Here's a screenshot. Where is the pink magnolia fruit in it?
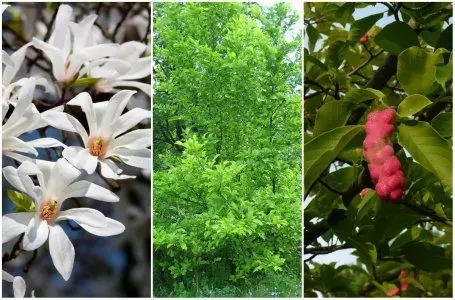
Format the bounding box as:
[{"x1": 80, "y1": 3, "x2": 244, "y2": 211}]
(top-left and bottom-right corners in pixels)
[{"x1": 363, "y1": 108, "x2": 406, "y2": 201}]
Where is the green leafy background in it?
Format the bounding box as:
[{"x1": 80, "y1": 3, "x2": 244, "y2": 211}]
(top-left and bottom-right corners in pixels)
[
  {"x1": 154, "y1": 2, "x2": 301, "y2": 297},
  {"x1": 304, "y1": 2, "x2": 452, "y2": 297}
]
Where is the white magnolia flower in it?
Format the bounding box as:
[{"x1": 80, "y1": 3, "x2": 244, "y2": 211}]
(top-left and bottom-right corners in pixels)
[
  {"x1": 2, "y1": 42, "x2": 48, "y2": 108},
  {"x1": 2, "y1": 271, "x2": 26, "y2": 298},
  {"x1": 2, "y1": 159, "x2": 125, "y2": 281},
  {"x1": 81, "y1": 41, "x2": 152, "y2": 96},
  {"x1": 32, "y1": 4, "x2": 119, "y2": 84},
  {"x1": 2, "y1": 77, "x2": 66, "y2": 162},
  {"x1": 45, "y1": 90, "x2": 151, "y2": 179}
]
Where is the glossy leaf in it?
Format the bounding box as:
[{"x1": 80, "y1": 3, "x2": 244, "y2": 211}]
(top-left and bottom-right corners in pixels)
[
  {"x1": 304, "y1": 125, "x2": 363, "y2": 190},
  {"x1": 397, "y1": 46, "x2": 436, "y2": 95},
  {"x1": 374, "y1": 22, "x2": 419, "y2": 55},
  {"x1": 398, "y1": 121, "x2": 452, "y2": 188},
  {"x1": 397, "y1": 94, "x2": 432, "y2": 117}
]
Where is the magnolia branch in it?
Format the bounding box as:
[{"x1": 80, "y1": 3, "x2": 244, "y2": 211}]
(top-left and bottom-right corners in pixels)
[{"x1": 348, "y1": 49, "x2": 385, "y2": 77}]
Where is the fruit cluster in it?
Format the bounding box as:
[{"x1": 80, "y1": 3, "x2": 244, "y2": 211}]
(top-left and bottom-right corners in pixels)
[{"x1": 363, "y1": 108, "x2": 406, "y2": 201}]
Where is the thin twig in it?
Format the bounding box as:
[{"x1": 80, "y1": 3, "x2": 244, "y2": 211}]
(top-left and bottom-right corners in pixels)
[{"x1": 348, "y1": 50, "x2": 385, "y2": 77}]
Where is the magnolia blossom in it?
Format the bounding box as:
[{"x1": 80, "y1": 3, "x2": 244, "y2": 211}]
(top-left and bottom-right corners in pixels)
[
  {"x1": 2, "y1": 271, "x2": 26, "y2": 298},
  {"x1": 32, "y1": 4, "x2": 119, "y2": 84},
  {"x1": 45, "y1": 90, "x2": 151, "y2": 179},
  {"x1": 2, "y1": 77, "x2": 65, "y2": 162},
  {"x1": 81, "y1": 41, "x2": 151, "y2": 96},
  {"x1": 2, "y1": 159, "x2": 125, "y2": 280},
  {"x1": 2, "y1": 42, "x2": 48, "y2": 108}
]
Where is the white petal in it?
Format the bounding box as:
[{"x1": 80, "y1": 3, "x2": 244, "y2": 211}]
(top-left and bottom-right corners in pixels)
[
  {"x1": 116, "y1": 41, "x2": 147, "y2": 62},
  {"x1": 100, "y1": 90, "x2": 136, "y2": 131},
  {"x1": 117, "y1": 57, "x2": 151, "y2": 80},
  {"x1": 32, "y1": 38, "x2": 66, "y2": 82},
  {"x1": 27, "y1": 137, "x2": 67, "y2": 149},
  {"x1": 13, "y1": 276, "x2": 26, "y2": 298},
  {"x1": 70, "y1": 148, "x2": 98, "y2": 174},
  {"x1": 79, "y1": 217, "x2": 125, "y2": 237},
  {"x1": 4, "y1": 78, "x2": 36, "y2": 126},
  {"x1": 79, "y1": 58, "x2": 131, "y2": 77},
  {"x1": 56, "y1": 208, "x2": 107, "y2": 228},
  {"x1": 2, "y1": 137, "x2": 38, "y2": 156},
  {"x1": 112, "y1": 107, "x2": 150, "y2": 137},
  {"x1": 47, "y1": 159, "x2": 81, "y2": 201},
  {"x1": 2, "y1": 166, "x2": 28, "y2": 194},
  {"x1": 48, "y1": 4, "x2": 72, "y2": 50},
  {"x1": 34, "y1": 159, "x2": 56, "y2": 190},
  {"x1": 3, "y1": 152, "x2": 32, "y2": 163},
  {"x1": 2, "y1": 213, "x2": 34, "y2": 244},
  {"x1": 3, "y1": 103, "x2": 43, "y2": 138},
  {"x1": 92, "y1": 101, "x2": 109, "y2": 127},
  {"x1": 110, "y1": 128, "x2": 151, "y2": 150},
  {"x1": 48, "y1": 224, "x2": 74, "y2": 281},
  {"x1": 61, "y1": 180, "x2": 119, "y2": 202},
  {"x1": 2, "y1": 270, "x2": 14, "y2": 282},
  {"x1": 41, "y1": 110, "x2": 88, "y2": 145},
  {"x1": 110, "y1": 80, "x2": 151, "y2": 96},
  {"x1": 69, "y1": 14, "x2": 97, "y2": 53},
  {"x1": 2, "y1": 50, "x2": 14, "y2": 67},
  {"x1": 2, "y1": 42, "x2": 33, "y2": 85},
  {"x1": 66, "y1": 92, "x2": 97, "y2": 135},
  {"x1": 76, "y1": 43, "x2": 119, "y2": 60},
  {"x1": 16, "y1": 161, "x2": 43, "y2": 201},
  {"x1": 109, "y1": 148, "x2": 151, "y2": 169},
  {"x1": 99, "y1": 160, "x2": 135, "y2": 180},
  {"x1": 22, "y1": 218, "x2": 49, "y2": 251}
]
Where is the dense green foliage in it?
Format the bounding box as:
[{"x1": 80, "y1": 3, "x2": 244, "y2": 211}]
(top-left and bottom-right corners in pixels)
[
  {"x1": 153, "y1": 2, "x2": 301, "y2": 297},
  {"x1": 304, "y1": 2, "x2": 452, "y2": 297}
]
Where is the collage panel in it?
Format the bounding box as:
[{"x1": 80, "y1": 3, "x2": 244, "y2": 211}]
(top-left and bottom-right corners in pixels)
[
  {"x1": 153, "y1": 1, "x2": 302, "y2": 297},
  {"x1": 2, "y1": 2, "x2": 151, "y2": 297},
  {"x1": 304, "y1": 1, "x2": 453, "y2": 297}
]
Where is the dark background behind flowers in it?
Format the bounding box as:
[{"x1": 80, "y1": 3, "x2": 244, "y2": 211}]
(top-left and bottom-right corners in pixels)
[{"x1": 2, "y1": 2, "x2": 151, "y2": 297}]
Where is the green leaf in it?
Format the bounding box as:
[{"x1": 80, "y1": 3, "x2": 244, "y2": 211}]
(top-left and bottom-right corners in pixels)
[
  {"x1": 306, "y1": 24, "x2": 320, "y2": 52},
  {"x1": 397, "y1": 46, "x2": 436, "y2": 95},
  {"x1": 397, "y1": 94, "x2": 432, "y2": 117},
  {"x1": 349, "y1": 13, "x2": 383, "y2": 42},
  {"x1": 401, "y1": 241, "x2": 451, "y2": 272},
  {"x1": 335, "y1": 219, "x2": 377, "y2": 265},
  {"x1": 420, "y1": 30, "x2": 441, "y2": 48},
  {"x1": 342, "y1": 88, "x2": 383, "y2": 103},
  {"x1": 7, "y1": 190, "x2": 35, "y2": 212},
  {"x1": 304, "y1": 125, "x2": 364, "y2": 190},
  {"x1": 436, "y1": 24, "x2": 452, "y2": 51},
  {"x1": 335, "y1": 3, "x2": 355, "y2": 26},
  {"x1": 72, "y1": 77, "x2": 100, "y2": 88},
  {"x1": 374, "y1": 22, "x2": 419, "y2": 55},
  {"x1": 435, "y1": 51, "x2": 452, "y2": 89},
  {"x1": 324, "y1": 166, "x2": 359, "y2": 193},
  {"x1": 313, "y1": 100, "x2": 353, "y2": 136},
  {"x1": 305, "y1": 50, "x2": 328, "y2": 71},
  {"x1": 326, "y1": 41, "x2": 349, "y2": 68},
  {"x1": 398, "y1": 121, "x2": 452, "y2": 188},
  {"x1": 431, "y1": 112, "x2": 452, "y2": 138}
]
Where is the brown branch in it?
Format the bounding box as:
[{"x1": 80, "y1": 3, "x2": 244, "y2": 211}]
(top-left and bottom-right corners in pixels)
[
  {"x1": 348, "y1": 49, "x2": 385, "y2": 77},
  {"x1": 305, "y1": 243, "x2": 349, "y2": 254},
  {"x1": 2, "y1": 234, "x2": 24, "y2": 264}
]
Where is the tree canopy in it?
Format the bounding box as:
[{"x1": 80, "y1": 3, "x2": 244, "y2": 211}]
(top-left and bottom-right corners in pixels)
[{"x1": 153, "y1": 2, "x2": 301, "y2": 297}]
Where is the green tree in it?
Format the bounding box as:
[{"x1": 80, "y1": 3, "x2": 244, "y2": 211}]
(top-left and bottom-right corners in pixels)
[
  {"x1": 304, "y1": 2, "x2": 452, "y2": 297},
  {"x1": 153, "y1": 2, "x2": 301, "y2": 297}
]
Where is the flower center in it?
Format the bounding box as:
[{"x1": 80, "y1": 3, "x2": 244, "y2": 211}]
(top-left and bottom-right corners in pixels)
[
  {"x1": 40, "y1": 200, "x2": 59, "y2": 222},
  {"x1": 89, "y1": 137, "x2": 107, "y2": 158}
]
